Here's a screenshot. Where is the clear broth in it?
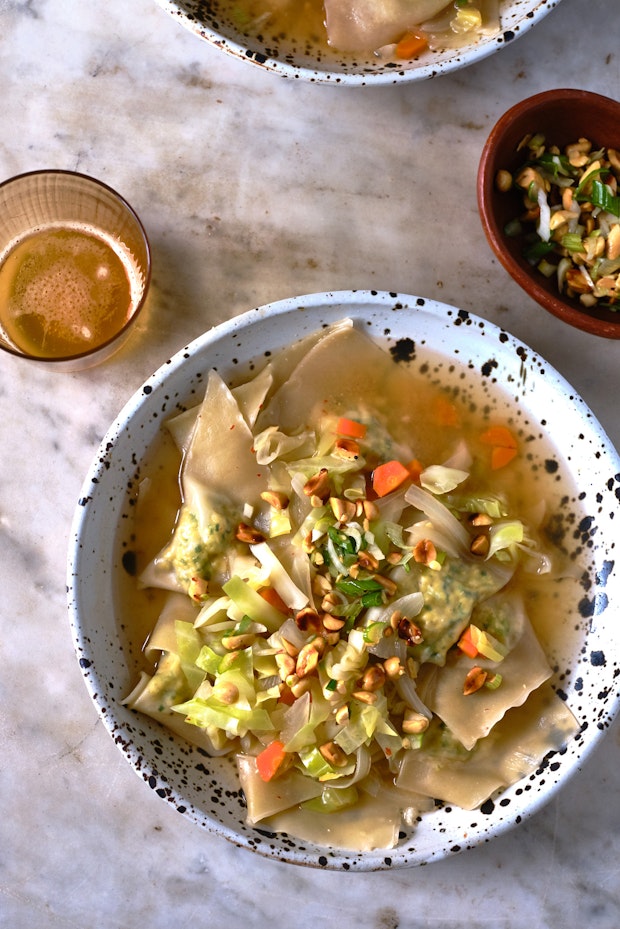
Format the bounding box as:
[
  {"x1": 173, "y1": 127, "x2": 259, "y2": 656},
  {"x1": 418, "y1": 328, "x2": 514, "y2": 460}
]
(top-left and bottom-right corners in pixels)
[
  {"x1": 115, "y1": 338, "x2": 588, "y2": 847},
  {"x1": 0, "y1": 225, "x2": 141, "y2": 358}
]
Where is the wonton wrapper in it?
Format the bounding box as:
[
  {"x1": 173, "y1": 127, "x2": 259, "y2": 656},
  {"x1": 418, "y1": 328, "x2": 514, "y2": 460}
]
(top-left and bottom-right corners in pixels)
[
  {"x1": 323, "y1": 0, "x2": 449, "y2": 52},
  {"x1": 256, "y1": 322, "x2": 444, "y2": 464},
  {"x1": 396, "y1": 683, "x2": 579, "y2": 809},
  {"x1": 123, "y1": 594, "x2": 223, "y2": 753},
  {"x1": 182, "y1": 369, "x2": 267, "y2": 509},
  {"x1": 417, "y1": 600, "x2": 552, "y2": 750}
]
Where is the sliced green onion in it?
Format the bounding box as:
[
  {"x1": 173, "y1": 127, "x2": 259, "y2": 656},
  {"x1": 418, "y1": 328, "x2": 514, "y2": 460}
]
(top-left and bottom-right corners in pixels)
[
  {"x1": 590, "y1": 179, "x2": 620, "y2": 217},
  {"x1": 561, "y1": 233, "x2": 585, "y2": 253},
  {"x1": 523, "y1": 239, "x2": 554, "y2": 263},
  {"x1": 363, "y1": 621, "x2": 388, "y2": 644}
]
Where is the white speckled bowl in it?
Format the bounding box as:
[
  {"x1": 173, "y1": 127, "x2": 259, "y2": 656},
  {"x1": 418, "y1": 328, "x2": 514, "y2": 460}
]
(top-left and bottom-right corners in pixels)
[
  {"x1": 68, "y1": 291, "x2": 620, "y2": 870},
  {"x1": 153, "y1": 0, "x2": 563, "y2": 85}
]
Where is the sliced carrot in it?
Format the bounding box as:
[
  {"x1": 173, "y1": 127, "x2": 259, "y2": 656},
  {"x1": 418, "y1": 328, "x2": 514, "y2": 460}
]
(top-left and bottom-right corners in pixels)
[
  {"x1": 277, "y1": 685, "x2": 296, "y2": 706},
  {"x1": 433, "y1": 395, "x2": 460, "y2": 427},
  {"x1": 395, "y1": 30, "x2": 428, "y2": 59},
  {"x1": 480, "y1": 425, "x2": 517, "y2": 449},
  {"x1": 258, "y1": 586, "x2": 289, "y2": 615},
  {"x1": 408, "y1": 458, "x2": 424, "y2": 484},
  {"x1": 491, "y1": 445, "x2": 518, "y2": 470},
  {"x1": 372, "y1": 459, "x2": 411, "y2": 497},
  {"x1": 256, "y1": 740, "x2": 288, "y2": 782},
  {"x1": 457, "y1": 625, "x2": 479, "y2": 659},
  {"x1": 336, "y1": 417, "x2": 367, "y2": 440}
]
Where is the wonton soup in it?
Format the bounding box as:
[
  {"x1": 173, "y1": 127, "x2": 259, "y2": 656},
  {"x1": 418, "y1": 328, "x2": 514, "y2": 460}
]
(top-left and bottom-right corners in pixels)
[
  {"x1": 120, "y1": 320, "x2": 583, "y2": 851},
  {"x1": 222, "y1": 0, "x2": 503, "y2": 63}
]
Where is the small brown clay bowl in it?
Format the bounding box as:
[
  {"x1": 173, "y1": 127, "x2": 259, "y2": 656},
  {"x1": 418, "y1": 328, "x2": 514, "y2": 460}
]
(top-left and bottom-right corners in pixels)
[{"x1": 477, "y1": 89, "x2": 620, "y2": 339}]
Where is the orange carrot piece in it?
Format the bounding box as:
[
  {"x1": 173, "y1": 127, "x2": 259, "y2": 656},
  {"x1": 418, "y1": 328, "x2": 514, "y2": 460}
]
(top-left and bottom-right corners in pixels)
[
  {"x1": 433, "y1": 396, "x2": 460, "y2": 427},
  {"x1": 256, "y1": 740, "x2": 287, "y2": 782},
  {"x1": 480, "y1": 425, "x2": 517, "y2": 449},
  {"x1": 258, "y1": 586, "x2": 289, "y2": 615},
  {"x1": 457, "y1": 625, "x2": 479, "y2": 659},
  {"x1": 395, "y1": 31, "x2": 428, "y2": 59},
  {"x1": 277, "y1": 686, "x2": 296, "y2": 707},
  {"x1": 372, "y1": 460, "x2": 411, "y2": 497},
  {"x1": 336, "y1": 417, "x2": 367, "y2": 440},
  {"x1": 408, "y1": 458, "x2": 424, "y2": 483},
  {"x1": 491, "y1": 445, "x2": 518, "y2": 470}
]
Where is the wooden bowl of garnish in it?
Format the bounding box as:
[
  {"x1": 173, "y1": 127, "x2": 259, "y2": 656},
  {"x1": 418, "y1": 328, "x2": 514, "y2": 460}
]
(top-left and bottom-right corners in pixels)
[{"x1": 477, "y1": 89, "x2": 620, "y2": 339}]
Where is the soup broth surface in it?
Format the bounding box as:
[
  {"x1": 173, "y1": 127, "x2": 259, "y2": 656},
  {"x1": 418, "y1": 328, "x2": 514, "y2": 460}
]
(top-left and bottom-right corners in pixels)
[{"x1": 116, "y1": 327, "x2": 586, "y2": 849}]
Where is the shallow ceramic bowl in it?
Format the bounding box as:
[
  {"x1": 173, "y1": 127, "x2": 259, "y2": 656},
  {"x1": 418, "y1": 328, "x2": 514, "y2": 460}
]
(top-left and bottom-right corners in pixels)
[
  {"x1": 478, "y1": 89, "x2": 620, "y2": 339},
  {"x1": 153, "y1": 0, "x2": 562, "y2": 85},
  {"x1": 68, "y1": 290, "x2": 620, "y2": 870}
]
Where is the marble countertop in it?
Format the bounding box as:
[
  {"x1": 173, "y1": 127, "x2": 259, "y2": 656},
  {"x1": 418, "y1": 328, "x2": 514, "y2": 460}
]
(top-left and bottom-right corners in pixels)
[{"x1": 1, "y1": 0, "x2": 619, "y2": 926}]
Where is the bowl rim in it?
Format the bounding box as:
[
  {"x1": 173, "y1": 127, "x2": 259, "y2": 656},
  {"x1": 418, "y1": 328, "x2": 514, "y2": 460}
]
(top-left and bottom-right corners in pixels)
[
  {"x1": 67, "y1": 289, "x2": 620, "y2": 869},
  {"x1": 153, "y1": 0, "x2": 562, "y2": 85},
  {"x1": 477, "y1": 88, "x2": 620, "y2": 339}
]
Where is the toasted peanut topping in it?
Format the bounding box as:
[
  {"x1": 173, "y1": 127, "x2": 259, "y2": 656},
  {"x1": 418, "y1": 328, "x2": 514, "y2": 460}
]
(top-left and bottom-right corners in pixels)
[
  {"x1": 260, "y1": 490, "x2": 289, "y2": 510},
  {"x1": 321, "y1": 590, "x2": 342, "y2": 612},
  {"x1": 280, "y1": 637, "x2": 299, "y2": 658},
  {"x1": 363, "y1": 499, "x2": 380, "y2": 521},
  {"x1": 373, "y1": 574, "x2": 397, "y2": 596},
  {"x1": 389, "y1": 609, "x2": 403, "y2": 631},
  {"x1": 303, "y1": 468, "x2": 330, "y2": 502},
  {"x1": 495, "y1": 169, "x2": 512, "y2": 193},
  {"x1": 402, "y1": 709, "x2": 430, "y2": 734},
  {"x1": 566, "y1": 137, "x2": 592, "y2": 167},
  {"x1": 470, "y1": 533, "x2": 490, "y2": 557},
  {"x1": 352, "y1": 690, "x2": 378, "y2": 705},
  {"x1": 335, "y1": 705, "x2": 349, "y2": 726},
  {"x1": 413, "y1": 538, "x2": 437, "y2": 565},
  {"x1": 360, "y1": 664, "x2": 386, "y2": 692},
  {"x1": 302, "y1": 531, "x2": 315, "y2": 554},
  {"x1": 333, "y1": 438, "x2": 360, "y2": 460},
  {"x1": 469, "y1": 512, "x2": 493, "y2": 527},
  {"x1": 397, "y1": 616, "x2": 423, "y2": 646},
  {"x1": 565, "y1": 267, "x2": 593, "y2": 295},
  {"x1": 215, "y1": 682, "x2": 240, "y2": 705},
  {"x1": 312, "y1": 573, "x2": 333, "y2": 596},
  {"x1": 223, "y1": 632, "x2": 256, "y2": 650},
  {"x1": 322, "y1": 613, "x2": 345, "y2": 632},
  {"x1": 608, "y1": 148, "x2": 620, "y2": 176},
  {"x1": 319, "y1": 740, "x2": 349, "y2": 767},
  {"x1": 275, "y1": 652, "x2": 296, "y2": 680},
  {"x1": 235, "y1": 522, "x2": 266, "y2": 544},
  {"x1": 607, "y1": 224, "x2": 620, "y2": 261},
  {"x1": 296, "y1": 642, "x2": 320, "y2": 678},
  {"x1": 463, "y1": 666, "x2": 488, "y2": 695},
  {"x1": 330, "y1": 497, "x2": 357, "y2": 523},
  {"x1": 295, "y1": 607, "x2": 322, "y2": 634},
  {"x1": 188, "y1": 576, "x2": 209, "y2": 602},
  {"x1": 289, "y1": 675, "x2": 312, "y2": 698},
  {"x1": 357, "y1": 550, "x2": 379, "y2": 571},
  {"x1": 383, "y1": 656, "x2": 404, "y2": 679}
]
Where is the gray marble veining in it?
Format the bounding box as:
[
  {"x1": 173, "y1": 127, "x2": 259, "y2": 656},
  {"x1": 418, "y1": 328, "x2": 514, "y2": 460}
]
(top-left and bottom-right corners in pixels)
[{"x1": 1, "y1": 0, "x2": 619, "y2": 926}]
